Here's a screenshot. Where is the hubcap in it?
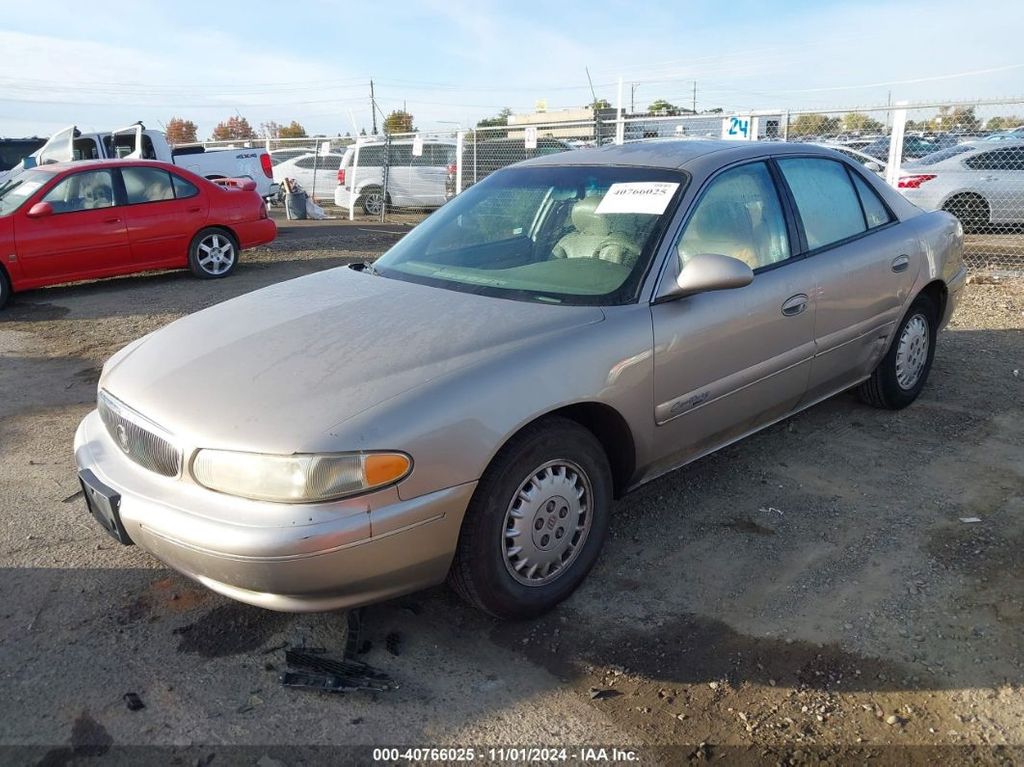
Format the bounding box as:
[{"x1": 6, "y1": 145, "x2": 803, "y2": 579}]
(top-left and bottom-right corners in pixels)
[
  {"x1": 365, "y1": 193, "x2": 384, "y2": 215},
  {"x1": 895, "y1": 313, "x2": 929, "y2": 390},
  {"x1": 502, "y1": 460, "x2": 593, "y2": 587},
  {"x1": 197, "y1": 234, "x2": 235, "y2": 275}
]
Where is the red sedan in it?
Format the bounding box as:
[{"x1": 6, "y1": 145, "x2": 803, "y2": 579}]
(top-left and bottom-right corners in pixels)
[{"x1": 0, "y1": 159, "x2": 277, "y2": 309}]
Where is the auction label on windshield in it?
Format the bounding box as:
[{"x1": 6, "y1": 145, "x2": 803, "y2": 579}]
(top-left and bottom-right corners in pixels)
[{"x1": 594, "y1": 182, "x2": 679, "y2": 215}]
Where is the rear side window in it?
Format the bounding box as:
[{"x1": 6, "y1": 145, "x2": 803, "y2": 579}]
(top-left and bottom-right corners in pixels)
[
  {"x1": 778, "y1": 158, "x2": 866, "y2": 250},
  {"x1": 122, "y1": 167, "x2": 174, "y2": 204},
  {"x1": 965, "y1": 148, "x2": 1024, "y2": 171},
  {"x1": 850, "y1": 173, "x2": 893, "y2": 229},
  {"x1": 171, "y1": 174, "x2": 199, "y2": 199}
]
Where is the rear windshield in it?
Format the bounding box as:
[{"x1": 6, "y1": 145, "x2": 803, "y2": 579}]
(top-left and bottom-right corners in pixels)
[
  {"x1": 910, "y1": 145, "x2": 973, "y2": 166},
  {"x1": 374, "y1": 165, "x2": 688, "y2": 305}
]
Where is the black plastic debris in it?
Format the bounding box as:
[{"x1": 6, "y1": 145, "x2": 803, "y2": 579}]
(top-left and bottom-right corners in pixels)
[
  {"x1": 589, "y1": 688, "x2": 622, "y2": 700},
  {"x1": 285, "y1": 649, "x2": 392, "y2": 691},
  {"x1": 385, "y1": 632, "x2": 403, "y2": 656},
  {"x1": 123, "y1": 692, "x2": 145, "y2": 711}
]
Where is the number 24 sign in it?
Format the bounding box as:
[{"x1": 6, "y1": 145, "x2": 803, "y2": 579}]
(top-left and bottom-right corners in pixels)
[{"x1": 722, "y1": 115, "x2": 752, "y2": 141}]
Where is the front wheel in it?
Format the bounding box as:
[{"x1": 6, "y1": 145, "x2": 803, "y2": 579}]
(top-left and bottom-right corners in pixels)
[
  {"x1": 858, "y1": 294, "x2": 937, "y2": 409},
  {"x1": 0, "y1": 268, "x2": 10, "y2": 310},
  {"x1": 449, "y1": 417, "x2": 613, "y2": 619},
  {"x1": 188, "y1": 228, "x2": 238, "y2": 279},
  {"x1": 360, "y1": 187, "x2": 388, "y2": 216}
]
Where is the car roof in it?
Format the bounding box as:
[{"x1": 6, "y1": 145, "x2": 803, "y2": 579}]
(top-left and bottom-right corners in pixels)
[
  {"x1": 517, "y1": 139, "x2": 856, "y2": 171},
  {"x1": 26, "y1": 158, "x2": 181, "y2": 174}
]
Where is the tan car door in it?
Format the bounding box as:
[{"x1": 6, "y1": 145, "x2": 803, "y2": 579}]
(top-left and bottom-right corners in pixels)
[
  {"x1": 775, "y1": 157, "x2": 919, "y2": 403},
  {"x1": 650, "y1": 161, "x2": 817, "y2": 472}
]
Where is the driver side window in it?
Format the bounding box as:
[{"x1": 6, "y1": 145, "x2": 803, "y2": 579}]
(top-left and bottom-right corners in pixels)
[
  {"x1": 41, "y1": 170, "x2": 115, "y2": 214},
  {"x1": 677, "y1": 162, "x2": 790, "y2": 270}
]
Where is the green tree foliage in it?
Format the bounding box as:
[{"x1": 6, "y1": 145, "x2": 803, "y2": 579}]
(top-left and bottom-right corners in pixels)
[
  {"x1": 788, "y1": 113, "x2": 842, "y2": 136},
  {"x1": 985, "y1": 115, "x2": 1023, "y2": 131},
  {"x1": 648, "y1": 99, "x2": 681, "y2": 116},
  {"x1": 211, "y1": 116, "x2": 258, "y2": 141},
  {"x1": 842, "y1": 112, "x2": 884, "y2": 133},
  {"x1": 477, "y1": 108, "x2": 513, "y2": 128},
  {"x1": 383, "y1": 110, "x2": 414, "y2": 134},
  {"x1": 165, "y1": 117, "x2": 198, "y2": 145},
  {"x1": 933, "y1": 106, "x2": 980, "y2": 131},
  {"x1": 279, "y1": 121, "x2": 307, "y2": 139}
]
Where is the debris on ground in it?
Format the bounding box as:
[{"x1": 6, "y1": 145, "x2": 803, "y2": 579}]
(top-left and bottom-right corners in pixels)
[
  {"x1": 959, "y1": 517, "x2": 982, "y2": 523},
  {"x1": 589, "y1": 688, "x2": 622, "y2": 700},
  {"x1": 385, "y1": 632, "x2": 403, "y2": 656},
  {"x1": 281, "y1": 648, "x2": 394, "y2": 695},
  {"x1": 122, "y1": 692, "x2": 145, "y2": 711}
]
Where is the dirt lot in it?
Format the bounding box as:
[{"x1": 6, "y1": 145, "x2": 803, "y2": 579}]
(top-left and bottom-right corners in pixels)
[{"x1": 1, "y1": 214, "x2": 1022, "y2": 764}]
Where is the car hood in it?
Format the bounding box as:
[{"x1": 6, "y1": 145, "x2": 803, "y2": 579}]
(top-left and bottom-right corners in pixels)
[{"x1": 101, "y1": 266, "x2": 605, "y2": 452}]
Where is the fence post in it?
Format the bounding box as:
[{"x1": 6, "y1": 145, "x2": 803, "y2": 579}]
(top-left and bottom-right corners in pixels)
[
  {"x1": 380, "y1": 134, "x2": 391, "y2": 223},
  {"x1": 455, "y1": 130, "x2": 465, "y2": 196},
  {"x1": 615, "y1": 77, "x2": 625, "y2": 145},
  {"x1": 885, "y1": 102, "x2": 908, "y2": 189},
  {"x1": 310, "y1": 138, "x2": 319, "y2": 203},
  {"x1": 783, "y1": 111, "x2": 790, "y2": 142},
  {"x1": 348, "y1": 142, "x2": 359, "y2": 222}
]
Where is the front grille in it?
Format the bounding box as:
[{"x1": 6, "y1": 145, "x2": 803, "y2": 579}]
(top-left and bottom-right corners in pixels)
[{"x1": 98, "y1": 391, "x2": 182, "y2": 477}]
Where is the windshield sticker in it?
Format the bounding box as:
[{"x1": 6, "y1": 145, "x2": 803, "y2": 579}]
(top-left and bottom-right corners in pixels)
[{"x1": 594, "y1": 182, "x2": 679, "y2": 215}]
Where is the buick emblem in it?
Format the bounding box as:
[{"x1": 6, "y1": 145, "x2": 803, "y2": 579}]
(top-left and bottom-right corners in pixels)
[{"x1": 115, "y1": 423, "x2": 130, "y2": 453}]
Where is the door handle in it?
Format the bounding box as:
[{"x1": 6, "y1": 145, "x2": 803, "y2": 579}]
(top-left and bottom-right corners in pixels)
[
  {"x1": 187, "y1": 206, "x2": 201, "y2": 213},
  {"x1": 781, "y1": 293, "x2": 809, "y2": 316},
  {"x1": 103, "y1": 217, "x2": 121, "y2": 224},
  {"x1": 891, "y1": 254, "x2": 910, "y2": 273}
]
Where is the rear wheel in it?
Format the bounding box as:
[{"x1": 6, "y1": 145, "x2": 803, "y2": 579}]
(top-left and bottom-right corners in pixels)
[
  {"x1": 858, "y1": 294, "x2": 937, "y2": 410},
  {"x1": 0, "y1": 267, "x2": 10, "y2": 310},
  {"x1": 188, "y1": 228, "x2": 238, "y2": 279},
  {"x1": 449, "y1": 417, "x2": 613, "y2": 619},
  {"x1": 943, "y1": 193, "x2": 989, "y2": 233},
  {"x1": 360, "y1": 187, "x2": 389, "y2": 216}
]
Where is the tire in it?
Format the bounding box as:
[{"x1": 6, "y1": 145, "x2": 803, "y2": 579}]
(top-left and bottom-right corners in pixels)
[
  {"x1": 943, "y1": 193, "x2": 989, "y2": 234},
  {"x1": 360, "y1": 187, "x2": 389, "y2": 216},
  {"x1": 449, "y1": 416, "x2": 613, "y2": 619},
  {"x1": 858, "y1": 294, "x2": 937, "y2": 410},
  {"x1": 188, "y1": 228, "x2": 238, "y2": 279},
  {"x1": 0, "y1": 267, "x2": 10, "y2": 310}
]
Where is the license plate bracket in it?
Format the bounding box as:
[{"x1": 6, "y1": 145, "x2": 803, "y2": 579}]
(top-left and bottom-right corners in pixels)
[{"x1": 79, "y1": 469, "x2": 133, "y2": 546}]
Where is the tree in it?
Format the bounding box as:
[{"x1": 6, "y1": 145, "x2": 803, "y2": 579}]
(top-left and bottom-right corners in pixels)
[
  {"x1": 590, "y1": 98, "x2": 611, "y2": 110},
  {"x1": 279, "y1": 121, "x2": 307, "y2": 139},
  {"x1": 165, "y1": 117, "x2": 198, "y2": 145},
  {"x1": 259, "y1": 120, "x2": 282, "y2": 138},
  {"x1": 985, "y1": 115, "x2": 1023, "y2": 131},
  {"x1": 211, "y1": 116, "x2": 258, "y2": 141},
  {"x1": 788, "y1": 113, "x2": 841, "y2": 136},
  {"x1": 383, "y1": 110, "x2": 414, "y2": 134},
  {"x1": 842, "y1": 112, "x2": 884, "y2": 133},
  {"x1": 933, "y1": 106, "x2": 979, "y2": 131},
  {"x1": 648, "y1": 99, "x2": 682, "y2": 116},
  {"x1": 477, "y1": 107, "x2": 513, "y2": 128}
]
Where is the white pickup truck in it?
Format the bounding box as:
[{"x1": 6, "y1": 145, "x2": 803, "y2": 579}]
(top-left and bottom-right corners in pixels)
[{"x1": 5, "y1": 123, "x2": 279, "y2": 199}]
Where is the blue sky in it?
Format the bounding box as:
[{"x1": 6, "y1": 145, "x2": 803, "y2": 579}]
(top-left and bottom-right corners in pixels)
[{"x1": 1, "y1": 0, "x2": 1021, "y2": 138}]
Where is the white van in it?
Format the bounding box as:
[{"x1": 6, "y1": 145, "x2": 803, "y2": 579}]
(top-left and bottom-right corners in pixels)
[{"x1": 334, "y1": 138, "x2": 456, "y2": 215}]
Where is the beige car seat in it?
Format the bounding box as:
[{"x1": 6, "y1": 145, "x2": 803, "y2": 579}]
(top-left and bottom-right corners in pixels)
[
  {"x1": 677, "y1": 199, "x2": 759, "y2": 269},
  {"x1": 553, "y1": 197, "x2": 639, "y2": 266}
]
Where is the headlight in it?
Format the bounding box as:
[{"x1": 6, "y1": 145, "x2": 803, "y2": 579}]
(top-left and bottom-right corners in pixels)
[{"x1": 191, "y1": 450, "x2": 412, "y2": 503}]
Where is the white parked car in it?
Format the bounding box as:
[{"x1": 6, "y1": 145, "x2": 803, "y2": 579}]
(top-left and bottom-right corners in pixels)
[
  {"x1": 813, "y1": 144, "x2": 886, "y2": 175},
  {"x1": 899, "y1": 141, "x2": 1024, "y2": 232},
  {"x1": 334, "y1": 139, "x2": 456, "y2": 215},
  {"x1": 272, "y1": 152, "x2": 345, "y2": 201}
]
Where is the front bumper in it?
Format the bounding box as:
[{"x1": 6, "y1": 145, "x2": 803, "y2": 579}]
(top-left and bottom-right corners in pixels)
[{"x1": 74, "y1": 410, "x2": 475, "y2": 612}]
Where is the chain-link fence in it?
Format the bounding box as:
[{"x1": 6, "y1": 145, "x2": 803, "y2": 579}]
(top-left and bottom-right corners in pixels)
[{"x1": 174, "y1": 98, "x2": 1024, "y2": 273}]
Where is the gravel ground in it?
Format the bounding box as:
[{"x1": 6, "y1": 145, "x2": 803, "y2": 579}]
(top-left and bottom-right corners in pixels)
[{"x1": 0, "y1": 215, "x2": 1022, "y2": 764}]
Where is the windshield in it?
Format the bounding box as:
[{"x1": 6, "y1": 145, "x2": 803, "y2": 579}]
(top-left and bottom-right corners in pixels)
[
  {"x1": 909, "y1": 144, "x2": 973, "y2": 167},
  {"x1": 374, "y1": 165, "x2": 687, "y2": 305},
  {"x1": 0, "y1": 169, "x2": 50, "y2": 216}
]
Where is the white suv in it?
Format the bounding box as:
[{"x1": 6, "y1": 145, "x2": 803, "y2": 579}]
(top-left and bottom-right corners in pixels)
[{"x1": 334, "y1": 138, "x2": 456, "y2": 215}]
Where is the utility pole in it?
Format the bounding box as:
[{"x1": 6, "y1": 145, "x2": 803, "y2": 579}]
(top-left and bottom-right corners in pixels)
[
  {"x1": 630, "y1": 82, "x2": 640, "y2": 113},
  {"x1": 370, "y1": 80, "x2": 378, "y2": 135},
  {"x1": 692, "y1": 81, "x2": 697, "y2": 114}
]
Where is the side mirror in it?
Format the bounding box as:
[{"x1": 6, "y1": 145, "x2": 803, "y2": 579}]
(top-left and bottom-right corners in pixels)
[
  {"x1": 27, "y1": 201, "x2": 54, "y2": 218},
  {"x1": 663, "y1": 253, "x2": 754, "y2": 300}
]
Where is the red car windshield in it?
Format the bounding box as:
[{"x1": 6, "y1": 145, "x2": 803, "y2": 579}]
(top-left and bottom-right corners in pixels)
[{"x1": 0, "y1": 169, "x2": 51, "y2": 217}]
